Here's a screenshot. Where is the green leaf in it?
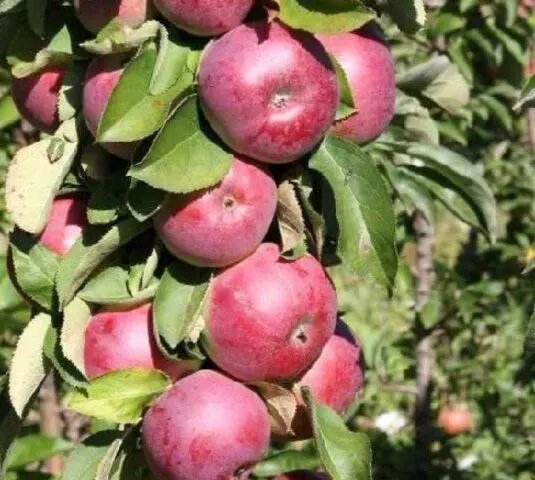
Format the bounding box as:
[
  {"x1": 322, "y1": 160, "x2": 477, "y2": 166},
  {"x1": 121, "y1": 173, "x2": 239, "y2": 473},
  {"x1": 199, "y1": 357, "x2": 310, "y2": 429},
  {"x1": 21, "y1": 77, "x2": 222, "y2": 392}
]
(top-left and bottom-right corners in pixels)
[
  {"x1": 421, "y1": 63, "x2": 470, "y2": 115},
  {"x1": 7, "y1": 434, "x2": 73, "y2": 469},
  {"x1": 153, "y1": 261, "x2": 211, "y2": 353},
  {"x1": 9, "y1": 230, "x2": 59, "y2": 310},
  {"x1": 129, "y1": 95, "x2": 233, "y2": 194},
  {"x1": 514, "y1": 75, "x2": 535, "y2": 111},
  {"x1": 477, "y1": 94, "x2": 513, "y2": 132},
  {"x1": 94, "y1": 434, "x2": 125, "y2": 480},
  {"x1": 87, "y1": 177, "x2": 129, "y2": 225},
  {"x1": 427, "y1": 12, "x2": 466, "y2": 37},
  {"x1": 65, "y1": 369, "x2": 171, "y2": 423},
  {"x1": 384, "y1": 0, "x2": 426, "y2": 34},
  {"x1": 397, "y1": 56, "x2": 449, "y2": 93},
  {"x1": 126, "y1": 180, "x2": 167, "y2": 222},
  {"x1": 253, "y1": 450, "x2": 320, "y2": 477},
  {"x1": 61, "y1": 431, "x2": 123, "y2": 480},
  {"x1": 56, "y1": 218, "x2": 151, "y2": 308},
  {"x1": 0, "y1": 378, "x2": 23, "y2": 477},
  {"x1": 0, "y1": 95, "x2": 20, "y2": 130},
  {"x1": 279, "y1": 0, "x2": 375, "y2": 35},
  {"x1": 302, "y1": 387, "x2": 372, "y2": 480},
  {"x1": 309, "y1": 136, "x2": 398, "y2": 288},
  {"x1": 0, "y1": 0, "x2": 24, "y2": 14},
  {"x1": 329, "y1": 53, "x2": 357, "y2": 122},
  {"x1": 97, "y1": 44, "x2": 195, "y2": 143},
  {"x1": 61, "y1": 297, "x2": 92, "y2": 378},
  {"x1": 57, "y1": 62, "x2": 86, "y2": 122},
  {"x1": 25, "y1": 0, "x2": 47, "y2": 37},
  {"x1": 8, "y1": 313, "x2": 51, "y2": 417}
]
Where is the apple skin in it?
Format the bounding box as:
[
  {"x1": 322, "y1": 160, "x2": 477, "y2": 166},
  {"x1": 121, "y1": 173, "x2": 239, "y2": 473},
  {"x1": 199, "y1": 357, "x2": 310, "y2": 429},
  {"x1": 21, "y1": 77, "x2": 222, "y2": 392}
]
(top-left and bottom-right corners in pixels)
[
  {"x1": 153, "y1": 0, "x2": 253, "y2": 36},
  {"x1": 316, "y1": 27, "x2": 396, "y2": 144},
  {"x1": 438, "y1": 404, "x2": 474, "y2": 436},
  {"x1": 83, "y1": 55, "x2": 139, "y2": 160},
  {"x1": 11, "y1": 66, "x2": 65, "y2": 134},
  {"x1": 153, "y1": 156, "x2": 277, "y2": 268},
  {"x1": 142, "y1": 370, "x2": 270, "y2": 480},
  {"x1": 203, "y1": 243, "x2": 337, "y2": 382},
  {"x1": 275, "y1": 472, "x2": 330, "y2": 480},
  {"x1": 73, "y1": 0, "x2": 152, "y2": 34},
  {"x1": 296, "y1": 319, "x2": 365, "y2": 414},
  {"x1": 39, "y1": 195, "x2": 88, "y2": 256},
  {"x1": 84, "y1": 303, "x2": 196, "y2": 380},
  {"x1": 198, "y1": 21, "x2": 338, "y2": 164}
]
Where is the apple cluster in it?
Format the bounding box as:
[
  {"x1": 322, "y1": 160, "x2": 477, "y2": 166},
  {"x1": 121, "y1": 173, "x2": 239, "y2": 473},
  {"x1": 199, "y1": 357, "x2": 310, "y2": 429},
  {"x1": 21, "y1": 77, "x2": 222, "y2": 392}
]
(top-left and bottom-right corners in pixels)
[{"x1": 9, "y1": 0, "x2": 397, "y2": 479}]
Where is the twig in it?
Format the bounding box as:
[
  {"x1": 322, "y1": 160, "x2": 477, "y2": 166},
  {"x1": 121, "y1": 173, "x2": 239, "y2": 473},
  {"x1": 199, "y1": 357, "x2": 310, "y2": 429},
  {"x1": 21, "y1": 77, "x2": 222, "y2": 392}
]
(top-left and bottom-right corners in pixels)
[{"x1": 529, "y1": 48, "x2": 535, "y2": 151}]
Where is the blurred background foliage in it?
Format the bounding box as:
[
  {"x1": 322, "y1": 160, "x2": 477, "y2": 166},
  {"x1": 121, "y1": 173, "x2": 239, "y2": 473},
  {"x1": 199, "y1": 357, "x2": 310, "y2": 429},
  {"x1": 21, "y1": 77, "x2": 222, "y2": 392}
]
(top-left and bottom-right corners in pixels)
[{"x1": 0, "y1": 0, "x2": 534, "y2": 478}]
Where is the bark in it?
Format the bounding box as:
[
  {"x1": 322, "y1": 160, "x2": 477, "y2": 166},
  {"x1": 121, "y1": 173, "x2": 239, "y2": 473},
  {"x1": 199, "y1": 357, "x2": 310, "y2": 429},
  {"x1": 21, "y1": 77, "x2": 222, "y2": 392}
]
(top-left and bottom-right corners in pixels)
[{"x1": 413, "y1": 213, "x2": 436, "y2": 479}]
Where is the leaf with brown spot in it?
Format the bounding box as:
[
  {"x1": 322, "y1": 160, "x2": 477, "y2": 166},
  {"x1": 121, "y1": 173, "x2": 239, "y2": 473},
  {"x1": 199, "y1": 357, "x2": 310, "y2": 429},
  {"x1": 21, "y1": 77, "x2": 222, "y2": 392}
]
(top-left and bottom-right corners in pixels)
[
  {"x1": 277, "y1": 179, "x2": 306, "y2": 255},
  {"x1": 251, "y1": 382, "x2": 298, "y2": 437}
]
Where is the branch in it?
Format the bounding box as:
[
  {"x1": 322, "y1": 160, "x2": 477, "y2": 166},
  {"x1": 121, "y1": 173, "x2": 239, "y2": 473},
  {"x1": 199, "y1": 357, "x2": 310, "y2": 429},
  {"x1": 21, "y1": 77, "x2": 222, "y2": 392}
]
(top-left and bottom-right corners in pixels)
[{"x1": 529, "y1": 48, "x2": 535, "y2": 151}]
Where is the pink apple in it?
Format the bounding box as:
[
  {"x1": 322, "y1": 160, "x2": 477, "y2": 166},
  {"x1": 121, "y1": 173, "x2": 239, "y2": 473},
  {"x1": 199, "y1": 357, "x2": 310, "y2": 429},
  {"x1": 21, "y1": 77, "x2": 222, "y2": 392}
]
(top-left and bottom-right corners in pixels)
[
  {"x1": 74, "y1": 0, "x2": 152, "y2": 34},
  {"x1": 203, "y1": 243, "x2": 337, "y2": 381},
  {"x1": 11, "y1": 66, "x2": 65, "y2": 134},
  {"x1": 153, "y1": 0, "x2": 253, "y2": 36},
  {"x1": 84, "y1": 303, "x2": 195, "y2": 380},
  {"x1": 153, "y1": 156, "x2": 277, "y2": 267},
  {"x1": 39, "y1": 195, "x2": 88, "y2": 256},
  {"x1": 83, "y1": 54, "x2": 139, "y2": 160},
  {"x1": 295, "y1": 319, "x2": 365, "y2": 414},
  {"x1": 317, "y1": 26, "x2": 396, "y2": 144},
  {"x1": 198, "y1": 21, "x2": 338, "y2": 164},
  {"x1": 142, "y1": 370, "x2": 270, "y2": 480}
]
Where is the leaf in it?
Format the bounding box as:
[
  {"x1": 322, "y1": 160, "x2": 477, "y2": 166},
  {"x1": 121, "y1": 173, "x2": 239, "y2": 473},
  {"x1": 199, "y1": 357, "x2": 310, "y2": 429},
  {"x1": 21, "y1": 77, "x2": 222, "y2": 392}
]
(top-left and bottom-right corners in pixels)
[
  {"x1": 251, "y1": 382, "x2": 298, "y2": 438},
  {"x1": 65, "y1": 369, "x2": 171, "y2": 423},
  {"x1": 384, "y1": 0, "x2": 426, "y2": 34},
  {"x1": 6, "y1": 132, "x2": 78, "y2": 235},
  {"x1": 277, "y1": 180, "x2": 306, "y2": 255},
  {"x1": 302, "y1": 387, "x2": 372, "y2": 480},
  {"x1": 253, "y1": 450, "x2": 320, "y2": 477},
  {"x1": 309, "y1": 136, "x2": 398, "y2": 287},
  {"x1": 126, "y1": 180, "x2": 167, "y2": 222},
  {"x1": 129, "y1": 95, "x2": 232, "y2": 193},
  {"x1": 279, "y1": 0, "x2": 376, "y2": 35},
  {"x1": 514, "y1": 75, "x2": 535, "y2": 111},
  {"x1": 57, "y1": 62, "x2": 85, "y2": 122},
  {"x1": 427, "y1": 12, "x2": 466, "y2": 37},
  {"x1": 421, "y1": 63, "x2": 471, "y2": 115},
  {"x1": 153, "y1": 261, "x2": 211, "y2": 353},
  {"x1": 7, "y1": 434, "x2": 73, "y2": 469},
  {"x1": 61, "y1": 297, "x2": 92, "y2": 378},
  {"x1": 0, "y1": 0, "x2": 24, "y2": 14},
  {"x1": 94, "y1": 435, "x2": 124, "y2": 480},
  {"x1": 477, "y1": 94, "x2": 513, "y2": 132},
  {"x1": 25, "y1": 0, "x2": 47, "y2": 37},
  {"x1": 0, "y1": 378, "x2": 22, "y2": 477},
  {"x1": 329, "y1": 54, "x2": 357, "y2": 122},
  {"x1": 56, "y1": 218, "x2": 151, "y2": 308},
  {"x1": 8, "y1": 313, "x2": 51, "y2": 417},
  {"x1": 61, "y1": 431, "x2": 123, "y2": 480},
  {"x1": 9, "y1": 230, "x2": 59, "y2": 310},
  {"x1": 0, "y1": 95, "x2": 20, "y2": 130},
  {"x1": 87, "y1": 176, "x2": 129, "y2": 225},
  {"x1": 397, "y1": 56, "x2": 449, "y2": 94}
]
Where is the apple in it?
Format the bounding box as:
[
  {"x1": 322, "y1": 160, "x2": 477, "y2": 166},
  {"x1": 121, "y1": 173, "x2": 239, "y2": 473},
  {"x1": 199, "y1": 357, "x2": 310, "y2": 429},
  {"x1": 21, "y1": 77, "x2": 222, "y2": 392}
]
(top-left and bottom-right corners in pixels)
[
  {"x1": 438, "y1": 403, "x2": 474, "y2": 436},
  {"x1": 296, "y1": 319, "x2": 365, "y2": 414},
  {"x1": 203, "y1": 243, "x2": 337, "y2": 381},
  {"x1": 83, "y1": 54, "x2": 139, "y2": 160},
  {"x1": 74, "y1": 0, "x2": 152, "y2": 34},
  {"x1": 142, "y1": 370, "x2": 270, "y2": 480},
  {"x1": 153, "y1": 156, "x2": 277, "y2": 268},
  {"x1": 84, "y1": 303, "x2": 196, "y2": 380},
  {"x1": 317, "y1": 26, "x2": 396, "y2": 144},
  {"x1": 39, "y1": 195, "x2": 88, "y2": 256},
  {"x1": 153, "y1": 0, "x2": 253, "y2": 36},
  {"x1": 275, "y1": 472, "x2": 330, "y2": 480},
  {"x1": 198, "y1": 21, "x2": 338, "y2": 164},
  {"x1": 11, "y1": 66, "x2": 65, "y2": 134}
]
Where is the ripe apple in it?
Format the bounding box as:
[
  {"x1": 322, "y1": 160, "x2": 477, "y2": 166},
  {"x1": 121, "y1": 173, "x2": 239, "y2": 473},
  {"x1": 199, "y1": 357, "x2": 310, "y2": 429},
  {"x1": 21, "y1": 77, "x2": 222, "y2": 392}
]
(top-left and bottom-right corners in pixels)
[
  {"x1": 11, "y1": 66, "x2": 65, "y2": 134},
  {"x1": 153, "y1": 156, "x2": 277, "y2": 267},
  {"x1": 83, "y1": 55, "x2": 139, "y2": 160},
  {"x1": 198, "y1": 21, "x2": 338, "y2": 164},
  {"x1": 296, "y1": 319, "x2": 365, "y2": 414},
  {"x1": 84, "y1": 303, "x2": 196, "y2": 380},
  {"x1": 317, "y1": 26, "x2": 396, "y2": 144},
  {"x1": 275, "y1": 472, "x2": 330, "y2": 480},
  {"x1": 142, "y1": 370, "x2": 270, "y2": 480},
  {"x1": 39, "y1": 195, "x2": 88, "y2": 256},
  {"x1": 73, "y1": 0, "x2": 152, "y2": 34},
  {"x1": 153, "y1": 0, "x2": 253, "y2": 36},
  {"x1": 203, "y1": 243, "x2": 337, "y2": 382},
  {"x1": 438, "y1": 403, "x2": 474, "y2": 436}
]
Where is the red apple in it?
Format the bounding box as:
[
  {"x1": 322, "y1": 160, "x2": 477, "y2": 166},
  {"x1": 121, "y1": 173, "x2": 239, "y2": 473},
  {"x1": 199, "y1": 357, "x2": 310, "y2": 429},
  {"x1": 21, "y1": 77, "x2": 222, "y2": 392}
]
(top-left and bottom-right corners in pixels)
[
  {"x1": 317, "y1": 26, "x2": 396, "y2": 144},
  {"x1": 295, "y1": 319, "x2": 365, "y2": 414},
  {"x1": 153, "y1": 156, "x2": 277, "y2": 267},
  {"x1": 74, "y1": 0, "x2": 152, "y2": 34},
  {"x1": 198, "y1": 21, "x2": 338, "y2": 164},
  {"x1": 153, "y1": 0, "x2": 253, "y2": 36},
  {"x1": 275, "y1": 473, "x2": 330, "y2": 480},
  {"x1": 11, "y1": 66, "x2": 65, "y2": 134},
  {"x1": 203, "y1": 243, "x2": 337, "y2": 382},
  {"x1": 142, "y1": 370, "x2": 270, "y2": 480},
  {"x1": 83, "y1": 55, "x2": 139, "y2": 160},
  {"x1": 84, "y1": 303, "x2": 195, "y2": 380},
  {"x1": 39, "y1": 195, "x2": 88, "y2": 256},
  {"x1": 438, "y1": 403, "x2": 474, "y2": 436}
]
